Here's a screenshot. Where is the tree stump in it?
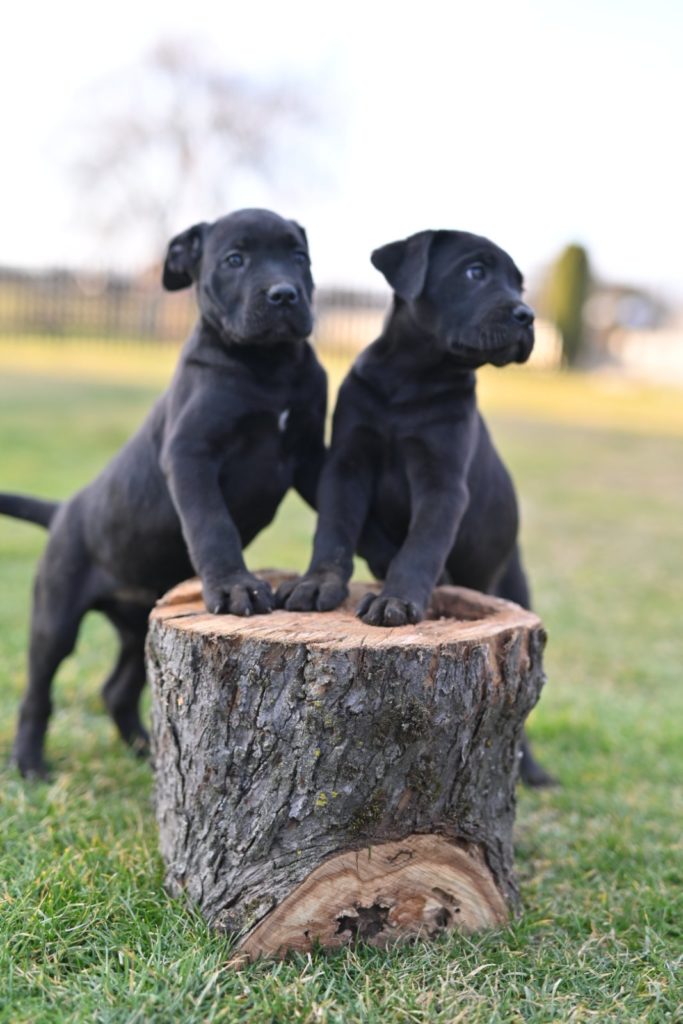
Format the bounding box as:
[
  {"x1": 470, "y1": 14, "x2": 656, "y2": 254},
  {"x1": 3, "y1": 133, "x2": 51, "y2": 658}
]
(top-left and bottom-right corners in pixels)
[{"x1": 147, "y1": 571, "x2": 546, "y2": 958}]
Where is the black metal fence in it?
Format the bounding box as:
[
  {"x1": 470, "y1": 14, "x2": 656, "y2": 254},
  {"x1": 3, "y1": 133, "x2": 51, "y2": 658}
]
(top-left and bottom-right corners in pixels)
[{"x1": 0, "y1": 266, "x2": 389, "y2": 357}]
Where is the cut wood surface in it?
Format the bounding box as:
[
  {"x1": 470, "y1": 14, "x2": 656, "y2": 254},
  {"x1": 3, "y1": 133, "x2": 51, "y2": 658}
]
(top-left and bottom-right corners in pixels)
[{"x1": 148, "y1": 572, "x2": 546, "y2": 958}]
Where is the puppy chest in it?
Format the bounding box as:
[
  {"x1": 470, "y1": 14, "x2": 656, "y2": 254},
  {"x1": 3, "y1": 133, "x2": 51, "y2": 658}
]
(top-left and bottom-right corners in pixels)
[
  {"x1": 372, "y1": 444, "x2": 411, "y2": 534},
  {"x1": 218, "y1": 416, "x2": 293, "y2": 494}
]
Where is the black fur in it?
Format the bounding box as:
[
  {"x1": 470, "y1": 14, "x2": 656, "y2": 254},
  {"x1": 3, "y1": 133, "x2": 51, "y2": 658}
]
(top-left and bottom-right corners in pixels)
[
  {"x1": 1, "y1": 208, "x2": 326, "y2": 778},
  {"x1": 0, "y1": 494, "x2": 57, "y2": 528},
  {"x1": 278, "y1": 228, "x2": 554, "y2": 786}
]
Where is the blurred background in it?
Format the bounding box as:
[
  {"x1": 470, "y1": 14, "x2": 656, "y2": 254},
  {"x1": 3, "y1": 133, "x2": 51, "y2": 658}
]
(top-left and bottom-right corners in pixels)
[{"x1": 0, "y1": 0, "x2": 682, "y2": 375}]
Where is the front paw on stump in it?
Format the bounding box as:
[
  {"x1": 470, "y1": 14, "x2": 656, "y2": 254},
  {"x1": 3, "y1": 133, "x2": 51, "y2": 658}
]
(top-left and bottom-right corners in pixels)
[
  {"x1": 276, "y1": 570, "x2": 348, "y2": 612},
  {"x1": 204, "y1": 574, "x2": 275, "y2": 616},
  {"x1": 356, "y1": 593, "x2": 423, "y2": 627}
]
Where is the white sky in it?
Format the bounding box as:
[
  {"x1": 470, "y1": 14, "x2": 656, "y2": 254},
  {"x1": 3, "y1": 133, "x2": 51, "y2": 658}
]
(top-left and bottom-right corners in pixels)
[{"x1": 2, "y1": 0, "x2": 682, "y2": 297}]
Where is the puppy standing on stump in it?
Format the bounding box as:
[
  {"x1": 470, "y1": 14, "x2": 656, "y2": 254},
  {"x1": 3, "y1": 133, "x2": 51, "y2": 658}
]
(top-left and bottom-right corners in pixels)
[
  {"x1": 279, "y1": 229, "x2": 553, "y2": 786},
  {"x1": 0, "y1": 209, "x2": 326, "y2": 778}
]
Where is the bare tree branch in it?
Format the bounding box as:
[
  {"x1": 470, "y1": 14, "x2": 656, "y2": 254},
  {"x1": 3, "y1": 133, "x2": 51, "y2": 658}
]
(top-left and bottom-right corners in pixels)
[{"x1": 66, "y1": 39, "x2": 319, "y2": 267}]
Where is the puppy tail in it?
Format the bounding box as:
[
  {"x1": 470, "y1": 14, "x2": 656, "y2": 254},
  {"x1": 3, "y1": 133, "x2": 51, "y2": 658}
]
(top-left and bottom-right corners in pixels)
[{"x1": 0, "y1": 492, "x2": 59, "y2": 528}]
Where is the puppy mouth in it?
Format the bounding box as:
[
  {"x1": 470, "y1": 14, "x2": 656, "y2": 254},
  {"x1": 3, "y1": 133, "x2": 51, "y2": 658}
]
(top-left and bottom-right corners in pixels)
[
  {"x1": 447, "y1": 328, "x2": 534, "y2": 366},
  {"x1": 489, "y1": 340, "x2": 533, "y2": 366},
  {"x1": 223, "y1": 306, "x2": 314, "y2": 345}
]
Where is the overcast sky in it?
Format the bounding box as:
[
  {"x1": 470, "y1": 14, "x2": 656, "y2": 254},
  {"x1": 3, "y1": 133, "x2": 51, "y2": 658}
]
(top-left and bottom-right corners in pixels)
[{"x1": 2, "y1": 0, "x2": 682, "y2": 297}]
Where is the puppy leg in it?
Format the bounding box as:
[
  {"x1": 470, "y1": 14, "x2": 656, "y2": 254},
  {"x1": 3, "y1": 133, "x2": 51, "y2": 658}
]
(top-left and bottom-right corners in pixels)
[
  {"x1": 358, "y1": 469, "x2": 468, "y2": 627},
  {"x1": 495, "y1": 544, "x2": 533, "y2": 606},
  {"x1": 495, "y1": 547, "x2": 557, "y2": 788},
  {"x1": 162, "y1": 431, "x2": 276, "y2": 617},
  {"x1": 357, "y1": 520, "x2": 400, "y2": 582},
  {"x1": 12, "y1": 548, "x2": 94, "y2": 778},
  {"x1": 101, "y1": 604, "x2": 150, "y2": 757},
  {"x1": 277, "y1": 444, "x2": 375, "y2": 612}
]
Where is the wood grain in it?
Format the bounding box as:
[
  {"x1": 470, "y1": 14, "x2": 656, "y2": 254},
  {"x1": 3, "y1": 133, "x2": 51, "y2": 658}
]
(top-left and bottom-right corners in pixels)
[{"x1": 147, "y1": 572, "x2": 546, "y2": 957}]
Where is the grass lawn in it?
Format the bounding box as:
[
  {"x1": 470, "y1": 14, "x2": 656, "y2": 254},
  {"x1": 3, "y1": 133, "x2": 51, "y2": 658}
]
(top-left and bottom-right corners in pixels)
[{"x1": 0, "y1": 345, "x2": 681, "y2": 1022}]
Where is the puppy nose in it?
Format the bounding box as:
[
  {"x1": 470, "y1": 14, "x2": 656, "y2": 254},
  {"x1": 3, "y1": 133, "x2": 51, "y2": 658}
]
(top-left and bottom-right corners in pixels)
[
  {"x1": 267, "y1": 283, "x2": 298, "y2": 306},
  {"x1": 511, "y1": 303, "x2": 535, "y2": 327}
]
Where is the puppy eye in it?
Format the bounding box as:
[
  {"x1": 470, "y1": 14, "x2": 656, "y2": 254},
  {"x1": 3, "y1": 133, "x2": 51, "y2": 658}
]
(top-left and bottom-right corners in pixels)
[
  {"x1": 465, "y1": 263, "x2": 486, "y2": 281},
  {"x1": 293, "y1": 251, "x2": 309, "y2": 265},
  {"x1": 223, "y1": 252, "x2": 244, "y2": 268}
]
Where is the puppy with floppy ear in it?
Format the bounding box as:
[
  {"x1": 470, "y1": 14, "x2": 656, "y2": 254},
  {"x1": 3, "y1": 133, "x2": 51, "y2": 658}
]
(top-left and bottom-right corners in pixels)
[
  {"x1": 162, "y1": 222, "x2": 208, "y2": 290},
  {"x1": 0, "y1": 208, "x2": 327, "y2": 778},
  {"x1": 278, "y1": 227, "x2": 553, "y2": 786}
]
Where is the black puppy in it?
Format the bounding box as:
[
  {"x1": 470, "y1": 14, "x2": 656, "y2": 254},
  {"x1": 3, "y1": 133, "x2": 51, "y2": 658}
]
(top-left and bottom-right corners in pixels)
[
  {"x1": 0, "y1": 208, "x2": 326, "y2": 778},
  {"x1": 278, "y1": 228, "x2": 552, "y2": 785}
]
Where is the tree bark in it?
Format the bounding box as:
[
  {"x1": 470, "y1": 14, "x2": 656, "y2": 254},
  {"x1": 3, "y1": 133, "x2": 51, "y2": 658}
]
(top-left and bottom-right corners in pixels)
[{"x1": 147, "y1": 572, "x2": 546, "y2": 958}]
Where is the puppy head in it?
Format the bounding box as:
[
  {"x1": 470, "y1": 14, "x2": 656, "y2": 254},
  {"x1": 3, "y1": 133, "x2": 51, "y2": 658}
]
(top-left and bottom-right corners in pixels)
[
  {"x1": 163, "y1": 209, "x2": 314, "y2": 345},
  {"x1": 371, "y1": 230, "x2": 534, "y2": 367}
]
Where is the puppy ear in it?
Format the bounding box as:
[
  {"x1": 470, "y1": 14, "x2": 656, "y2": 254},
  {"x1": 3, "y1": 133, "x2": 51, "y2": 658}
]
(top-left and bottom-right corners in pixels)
[
  {"x1": 162, "y1": 222, "x2": 209, "y2": 291},
  {"x1": 370, "y1": 230, "x2": 436, "y2": 301},
  {"x1": 289, "y1": 220, "x2": 309, "y2": 251}
]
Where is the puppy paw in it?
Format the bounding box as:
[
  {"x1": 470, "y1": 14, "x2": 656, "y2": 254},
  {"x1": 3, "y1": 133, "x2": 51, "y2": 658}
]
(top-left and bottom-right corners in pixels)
[
  {"x1": 204, "y1": 573, "x2": 275, "y2": 617},
  {"x1": 356, "y1": 593, "x2": 423, "y2": 627},
  {"x1": 520, "y1": 763, "x2": 559, "y2": 788},
  {"x1": 518, "y1": 749, "x2": 559, "y2": 788},
  {"x1": 276, "y1": 570, "x2": 348, "y2": 612},
  {"x1": 11, "y1": 748, "x2": 50, "y2": 782},
  {"x1": 113, "y1": 712, "x2": 150, "y2": 759}
]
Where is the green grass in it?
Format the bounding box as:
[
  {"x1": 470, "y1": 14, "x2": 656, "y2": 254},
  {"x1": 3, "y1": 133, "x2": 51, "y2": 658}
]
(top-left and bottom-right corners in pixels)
[{"x1": 0, "y1": 352, "x2": 682, "y2": 1023}]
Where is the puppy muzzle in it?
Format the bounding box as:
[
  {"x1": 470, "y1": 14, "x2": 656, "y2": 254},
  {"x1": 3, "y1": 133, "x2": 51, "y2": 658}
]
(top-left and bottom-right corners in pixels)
[
  {"x1": 225, "y1": 300, "x2": 313, "y2": 345},
  {"x1": 447, "y1": 322, "x2": 534, "y2": 367}
]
